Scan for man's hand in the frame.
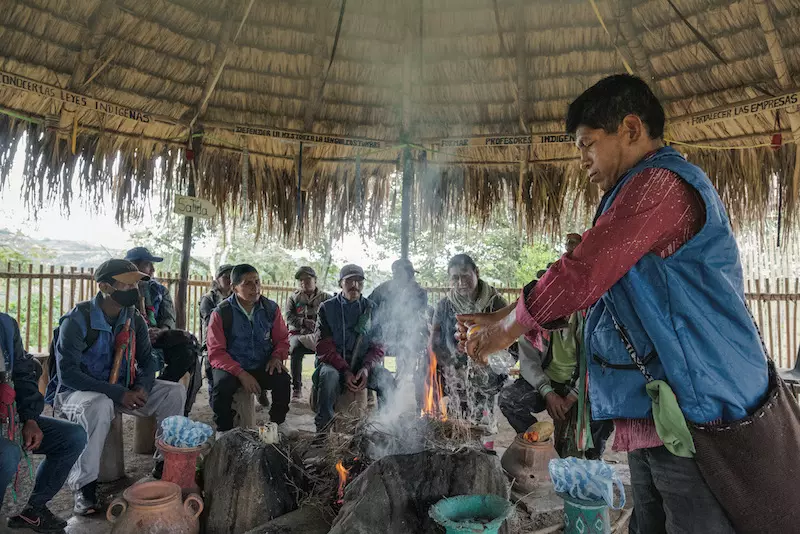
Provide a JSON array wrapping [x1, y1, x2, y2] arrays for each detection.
[[545, 392, 577, 421], [353, 368, 369, 391], [148, 327, 165, 344], [267, 358, 287, 375], [457, 307, 525, 365], [344, 371, 361, 393], [121, 389, 149, 411], [238, 371, 261, 395], [21, 420, 43, 451], [303, 319, 316, 332]]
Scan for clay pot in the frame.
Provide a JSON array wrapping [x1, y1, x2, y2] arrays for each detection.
[[500, 434, 559, 493], [157, 439, 209, 495], [107, 480, 203, 534]]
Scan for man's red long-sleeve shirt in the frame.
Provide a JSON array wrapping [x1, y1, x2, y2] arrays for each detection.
[[516, 163, 704, 331]]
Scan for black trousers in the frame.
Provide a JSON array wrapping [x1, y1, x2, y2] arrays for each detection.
[[211, 368, 291, 431], [290, 344, 315, 390], [158, 341, 201, 416]]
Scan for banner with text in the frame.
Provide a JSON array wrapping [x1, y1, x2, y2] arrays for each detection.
[[439, 133, 575, 148], [0, 70, 159, 124], [232, 125, 386, 149]]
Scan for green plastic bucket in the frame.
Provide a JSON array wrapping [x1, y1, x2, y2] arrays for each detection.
[[559, 493, 611, 534], [429, 494, 513, 534]]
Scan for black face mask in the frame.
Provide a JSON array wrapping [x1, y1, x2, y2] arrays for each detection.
[[109, 288, 139, 308]]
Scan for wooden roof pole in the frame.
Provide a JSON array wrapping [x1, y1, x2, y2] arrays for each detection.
[[514, 0, 529, 132], [187, 0, 255, 130], [754, 0, 800, 197], [303, 1, 344, 133], [614, 1, 658, 91], [58, 0, 118, 135]]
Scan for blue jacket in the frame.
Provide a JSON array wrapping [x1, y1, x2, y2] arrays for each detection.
[[585, 147, 768, 424], [45, 294, 156, 405], [215, 294, 278, 371], [317, 293, 381, 371], [1, 313, 43, 423]]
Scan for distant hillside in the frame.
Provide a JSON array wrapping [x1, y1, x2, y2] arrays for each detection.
[[0, 229, 125, 267]]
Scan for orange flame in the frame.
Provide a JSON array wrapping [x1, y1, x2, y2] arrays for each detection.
[[335, 460, 350, 503], [421, 348, 447, 421]]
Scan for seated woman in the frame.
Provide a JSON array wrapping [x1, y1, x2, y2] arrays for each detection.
[[429, 254, 512, 433]]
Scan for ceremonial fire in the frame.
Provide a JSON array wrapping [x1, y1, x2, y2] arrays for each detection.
[[421, 348, 447, 421]]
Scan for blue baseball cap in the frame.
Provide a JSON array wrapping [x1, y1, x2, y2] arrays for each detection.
[[124, 247, 163, 263]]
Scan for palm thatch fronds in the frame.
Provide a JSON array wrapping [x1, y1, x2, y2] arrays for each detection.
[[0, 0, 798, 241]]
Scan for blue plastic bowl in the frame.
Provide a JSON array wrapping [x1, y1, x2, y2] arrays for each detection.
[[429, 494, 514, 534]]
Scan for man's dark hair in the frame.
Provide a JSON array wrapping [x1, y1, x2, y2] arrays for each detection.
[[566, 74, 665, 138], [448, 254, 478, 273], [231, 264, 258, 286]]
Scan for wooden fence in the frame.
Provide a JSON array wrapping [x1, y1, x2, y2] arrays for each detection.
[[0, 264, 797, 369]]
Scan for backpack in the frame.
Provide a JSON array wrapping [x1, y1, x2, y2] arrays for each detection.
[[46, 301, 99, 383]]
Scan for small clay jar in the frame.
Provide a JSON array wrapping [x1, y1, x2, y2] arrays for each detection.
[[107, 480, 203, 534], [500, 434, 559, 493]]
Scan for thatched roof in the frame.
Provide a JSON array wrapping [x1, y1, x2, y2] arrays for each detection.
[[0, 0, 799, 242]]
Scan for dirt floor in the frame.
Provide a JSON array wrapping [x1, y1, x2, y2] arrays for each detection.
[[0, 357, 627, 533]]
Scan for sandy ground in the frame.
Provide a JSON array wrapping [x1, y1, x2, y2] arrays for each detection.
[[0, 358, 626, 533]]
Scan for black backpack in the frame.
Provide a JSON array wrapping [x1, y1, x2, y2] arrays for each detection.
[[46, 301, 99, 383]]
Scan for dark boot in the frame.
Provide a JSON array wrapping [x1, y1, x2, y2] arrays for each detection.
[[72, 480, 98, 516]]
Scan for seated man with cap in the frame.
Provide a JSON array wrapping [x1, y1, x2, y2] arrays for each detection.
[[45, 260, 186, 516], [125, 247, 200, 415], [368, 259, 428, 382], [285, 266, 331, 399], [313, 264, 395, 432], [206, 264, 292, 437], [199, 264, 234, 401]]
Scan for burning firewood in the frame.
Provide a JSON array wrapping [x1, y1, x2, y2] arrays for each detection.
[[335, 459, 350, 504]]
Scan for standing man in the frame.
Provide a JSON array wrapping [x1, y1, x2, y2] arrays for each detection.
[[1, 314, 86, 532], [46, 260, 185, 516], [125, 247, 199, 414], [368, 259, 428, 381], [285, 266, 330, 399], [461, 75, 769, 533], [199, 264, 233, 400], [313, 265, 394, 432], [206, 264, 292, 437]]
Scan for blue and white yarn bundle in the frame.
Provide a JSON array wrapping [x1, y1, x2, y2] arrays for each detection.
[[160, 416, 213, 448], [548, 457, 625, 509]]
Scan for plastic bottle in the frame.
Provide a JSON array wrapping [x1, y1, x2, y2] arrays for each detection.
[[487, 350, 516, 375], [466, 324, 516, 375]]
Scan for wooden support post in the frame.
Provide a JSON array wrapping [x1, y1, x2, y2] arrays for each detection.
[[297, 142, 304, 242], [399, 4, 416, 260], [176, 169, 196, 331]]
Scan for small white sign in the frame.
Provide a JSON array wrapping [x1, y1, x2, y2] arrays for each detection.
[[173, 195, 217, 219]]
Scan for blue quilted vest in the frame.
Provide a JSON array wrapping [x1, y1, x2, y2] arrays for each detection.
[[222, 294, 277, 370], [0, 313, 16, 374], [585, 147, 768, 424]]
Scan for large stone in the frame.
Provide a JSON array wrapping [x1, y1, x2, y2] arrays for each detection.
[[329, 449, 510, 534], [202, 429, 297, 534], [242, 507, 331, 534]]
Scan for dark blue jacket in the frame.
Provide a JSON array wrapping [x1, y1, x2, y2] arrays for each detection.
[[45, 293, 156, 405], [585, 147, 768, 423]]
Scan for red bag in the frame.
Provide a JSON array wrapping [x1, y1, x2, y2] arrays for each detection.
[[0, 382, 15, 421]]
